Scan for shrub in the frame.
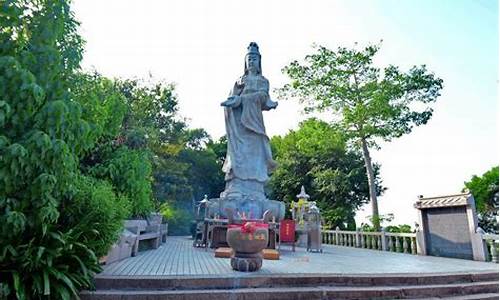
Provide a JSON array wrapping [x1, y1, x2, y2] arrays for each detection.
[[0, 1, 121, 298], [159, 202, 193, 235], [90, 147, 154, 218], [0, 227, 101, 300], [60, 175, 130, 257]]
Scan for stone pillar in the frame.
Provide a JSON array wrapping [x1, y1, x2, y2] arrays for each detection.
[[335, 226, 340, 246], [415, 229, 426, 255], [380, 227, 387, 251], [471, 227, 488, 261], [355, 228, 361, 248]]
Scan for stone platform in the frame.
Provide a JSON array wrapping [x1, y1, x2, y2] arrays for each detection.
[[97, 236, 497, 276], [81, 236, 499, 299]]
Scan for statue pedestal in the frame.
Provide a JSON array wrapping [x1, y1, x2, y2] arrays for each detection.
[[207, 197, 285, 222], [220, 178, 266, 201]]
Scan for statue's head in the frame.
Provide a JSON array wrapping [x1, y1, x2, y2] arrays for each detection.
[[244, 42, 261, 75]]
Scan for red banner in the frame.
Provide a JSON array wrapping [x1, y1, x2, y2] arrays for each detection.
[[280, 219, 295, 242]]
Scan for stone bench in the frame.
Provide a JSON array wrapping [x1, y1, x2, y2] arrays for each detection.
[[124, 220, 161, 256], [147, 213, 168, 243], [103, 229, 137, 264]]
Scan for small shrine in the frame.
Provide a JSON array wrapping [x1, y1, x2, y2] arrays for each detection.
[[290, 186, 322, 247]]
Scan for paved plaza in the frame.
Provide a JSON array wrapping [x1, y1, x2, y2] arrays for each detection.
[[99, 236, 498, 277]]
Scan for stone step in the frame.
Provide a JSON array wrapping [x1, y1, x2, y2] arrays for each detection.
[[93, 272, 499, 290], [81, 281, 499, 300], [407, 293, 499, 300]]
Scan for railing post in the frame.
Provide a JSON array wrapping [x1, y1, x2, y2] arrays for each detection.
[[355, 228, 361, 248], [411, 237, 417, 254], [395, 236, 401, 252], [388, 236, 393, 252], [403, 237, 409, 254], [335, 226, 340, 246], [380, 228, 387, 251]]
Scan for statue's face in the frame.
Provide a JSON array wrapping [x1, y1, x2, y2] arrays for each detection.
[[246, 53, 260, 74]]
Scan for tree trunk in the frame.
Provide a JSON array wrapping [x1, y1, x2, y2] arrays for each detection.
[[361, 138, 380, 231]]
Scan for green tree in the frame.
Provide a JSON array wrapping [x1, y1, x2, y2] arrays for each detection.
[[464, 166, 499, 233], [71, 72, 127, 145], [117, 77, 185, 148], [89, 147, 154, 217], [156, 130, 226, 235], [76, 76, 188, 219], [0, 1, 102, 298], [179, 129, 225, 201], [269, 119, 382, 229], [279, 43, 443, 230], [72, 73, 155, 218]]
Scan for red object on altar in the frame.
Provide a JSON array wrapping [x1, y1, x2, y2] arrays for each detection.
[[279, 219, 296, 252], [229, 222, 269, 234]]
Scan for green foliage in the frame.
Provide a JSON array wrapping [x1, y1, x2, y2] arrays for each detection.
[[90, 147, 153, 218], [72, 72, 127, 145], [464, 166, 499, 233], [0, 228, 101, 300], [179, 130, 225, 201], [116, 77, 185, 148], [269, 118, 383, 229], [159, 202, 193, 235], [360, 213, 412, 233], [59, 175, 130, 257], [279, 42, 443, 229], [0, 1, 108, 298], [384, 224, 412, 233], [279, 43, 443, 144], [153, 131, 225, 234]]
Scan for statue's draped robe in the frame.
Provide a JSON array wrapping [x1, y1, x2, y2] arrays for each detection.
[[222, 75, 276, 184]]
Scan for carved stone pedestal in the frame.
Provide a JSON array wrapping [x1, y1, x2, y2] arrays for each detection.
[[230, 253, 263, 272], [227, 226, 268, 272]]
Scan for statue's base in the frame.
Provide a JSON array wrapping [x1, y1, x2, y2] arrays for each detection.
[[220, 178, 266, 201], [207, 196, 285, 221]]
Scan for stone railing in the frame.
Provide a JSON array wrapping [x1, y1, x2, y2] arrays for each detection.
[[322, 227, 418, 255], [481, 233, 499, 263]]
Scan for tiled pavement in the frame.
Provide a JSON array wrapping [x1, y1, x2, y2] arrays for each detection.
[[99, 236, 498, 277]]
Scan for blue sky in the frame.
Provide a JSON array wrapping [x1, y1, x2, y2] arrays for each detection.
[[72, 0, 498, 226]]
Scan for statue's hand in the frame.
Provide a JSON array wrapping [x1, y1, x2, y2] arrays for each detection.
[[266, 99, 278, 110], [221, 96, 240, 107]]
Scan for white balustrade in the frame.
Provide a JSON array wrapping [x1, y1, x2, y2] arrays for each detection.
[[321, 229, 418, 255], [321, 228, 497, 261], [481, 233, 499, 263]]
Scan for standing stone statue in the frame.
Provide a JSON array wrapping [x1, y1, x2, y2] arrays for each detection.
[[220, 42, 278, 202], [203, 43, 284, 223]]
